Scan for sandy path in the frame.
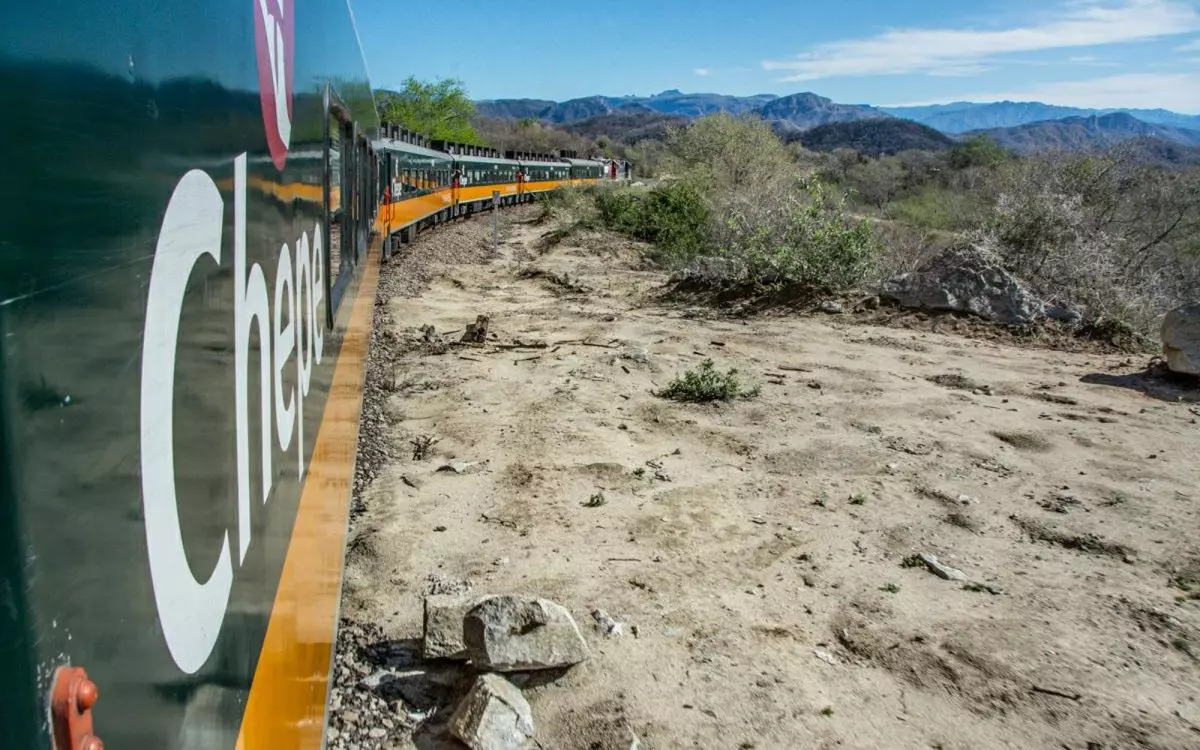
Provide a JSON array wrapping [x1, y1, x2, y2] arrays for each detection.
[[333, 206, 1200, 750]]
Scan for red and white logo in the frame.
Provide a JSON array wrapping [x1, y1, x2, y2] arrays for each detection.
[[253, 0, 294, 171]]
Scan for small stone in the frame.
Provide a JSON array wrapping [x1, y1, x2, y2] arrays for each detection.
[[424, 594, 491, 660], [342, 711, 360, 725], [817, 300, 846, 314], [438, 460, 483, 475], [918, 553, 968, 581], [463, 595, 590, 671], [957, 494, 975, 505], [401, 474, 425, 490], [368, 728, 386, 739], [449, 674, 534, 750]]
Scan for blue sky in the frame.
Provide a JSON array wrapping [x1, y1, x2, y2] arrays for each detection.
[[353, 0, 1200, 112]]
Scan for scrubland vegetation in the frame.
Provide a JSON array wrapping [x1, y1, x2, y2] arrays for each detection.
[[551, 114, 1200, 340]]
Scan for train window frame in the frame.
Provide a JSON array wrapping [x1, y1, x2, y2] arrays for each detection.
[[323, 83, 356, 325]]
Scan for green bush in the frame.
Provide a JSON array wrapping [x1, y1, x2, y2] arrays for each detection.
[[887, 187, 982, 232], [656, 359, 759, 402], [705, 179, 882, 291], [596, 183, 709, 263]]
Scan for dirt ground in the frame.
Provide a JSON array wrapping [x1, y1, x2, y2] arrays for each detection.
[[332, 204, 1200, 750]]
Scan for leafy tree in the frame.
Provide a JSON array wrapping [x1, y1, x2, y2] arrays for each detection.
[[949, 135, 1009, 170], [665, 113, 796, 193], [376, 77, 480, 143]]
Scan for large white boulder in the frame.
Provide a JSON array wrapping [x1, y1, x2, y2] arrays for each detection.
[[1162, 303, 1200, 376]]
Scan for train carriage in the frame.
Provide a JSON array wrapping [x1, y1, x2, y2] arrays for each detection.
[[0, 1, 609, 747], [0, 0, 381, 746]]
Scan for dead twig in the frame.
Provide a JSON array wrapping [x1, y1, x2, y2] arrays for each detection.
[[1031, 685, 1082, 701], [514, 355, 542, 363], [581, 341, 616, 349], [710, 340, 726, 347], [458, 356, 482, 362], [493, 342, 548, 350], [778, 364, 812, 372]]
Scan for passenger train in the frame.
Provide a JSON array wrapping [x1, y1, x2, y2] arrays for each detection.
[[0, 0, 615, 747]]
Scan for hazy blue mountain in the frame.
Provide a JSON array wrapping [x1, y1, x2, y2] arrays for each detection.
[[635, 92, 778, 117], [883, 101, 1200, 134], [969, 112, 1200, 153], [756, 92, 891, 131], [476, 90, 779, 124]]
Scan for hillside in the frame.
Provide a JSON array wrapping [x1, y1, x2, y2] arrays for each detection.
[[792, 118, 954, 155], [474, 98, 557, 120], [758, 92, 891, 132], [970, 112, 1200, 154], [885, 101, 1200, 134], [563, 112, 687, 144]]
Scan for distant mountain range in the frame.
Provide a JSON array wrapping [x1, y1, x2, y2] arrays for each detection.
[[967, 112, 1200, 153], [881, 101, 1200, 134], [476, 89, 1200, 133], [475, 90, 777, 124], [471, 89, 1200, 160]]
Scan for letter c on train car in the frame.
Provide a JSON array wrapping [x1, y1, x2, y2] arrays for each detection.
[[141, 170, 234, 674]]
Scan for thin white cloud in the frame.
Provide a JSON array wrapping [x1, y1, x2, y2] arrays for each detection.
[[1177, 37, 1200, 51], [927, 64, 996, 77], [763, 0, 1200, 81], [884, 72, 1200, 112], [693, 67, 711, 77], [1068, 55, 1100, 62]]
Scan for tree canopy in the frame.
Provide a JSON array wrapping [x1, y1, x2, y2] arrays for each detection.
[[375, 77, 480, 144]]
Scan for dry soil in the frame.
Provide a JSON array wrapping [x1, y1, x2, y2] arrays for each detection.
[[331, 205, 1200, 750]]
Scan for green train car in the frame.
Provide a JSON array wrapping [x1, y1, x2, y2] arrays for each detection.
[[1, 0, 382, 747], [0, 2, 612, 747]]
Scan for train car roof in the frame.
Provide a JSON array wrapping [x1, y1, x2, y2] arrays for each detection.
[[560, 157, 604, 167], [518, 158, 570, 167], [373, 137, 455, 161], [451, 153, 522, 167]]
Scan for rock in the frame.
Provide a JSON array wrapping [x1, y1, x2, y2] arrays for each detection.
[[438, 460, 484, 474], [591, 608, 625, 637], [448, 674, 534, 750], [463, 595, 590, 671], [879, 244, 1044, 324], [817, 300, 846, 314], [401, 474, 425, 490], [918, 553, 968, 581], [424, 594, 491, 660], [1162, 303, 1200, 375], [1045, 303, 1082, 325]]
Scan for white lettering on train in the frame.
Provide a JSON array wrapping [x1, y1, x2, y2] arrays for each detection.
[[140, 153, 325, 673]]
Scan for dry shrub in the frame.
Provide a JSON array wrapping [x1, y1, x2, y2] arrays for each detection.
[[980, 149, 1200, 336]]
